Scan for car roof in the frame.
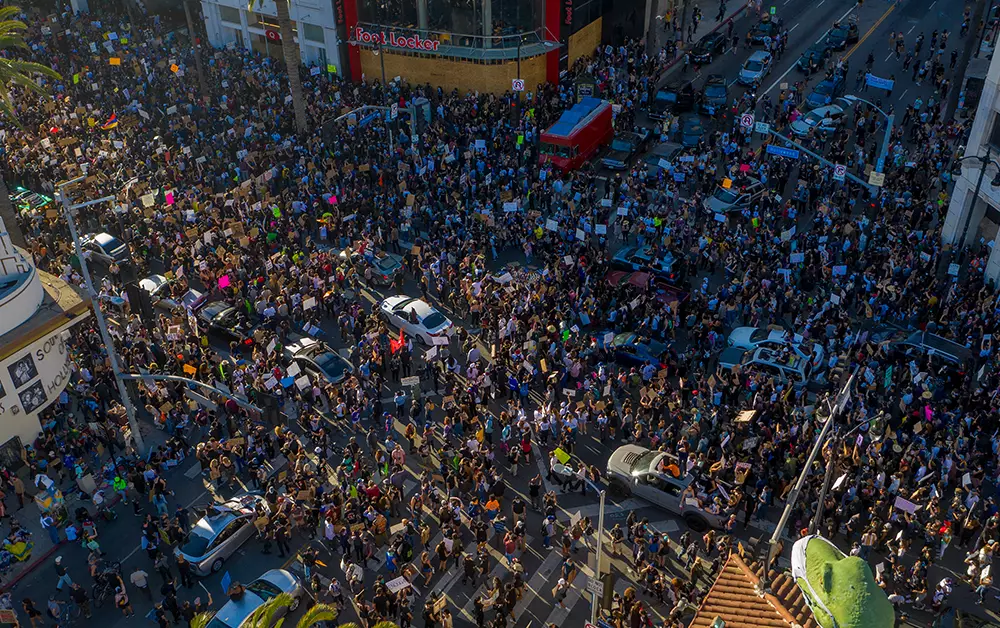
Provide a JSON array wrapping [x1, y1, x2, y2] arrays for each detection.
[[210, 589, 267, 628], [748, 51, 771, 61], [705, 74, 726, 85], [91, 232, 118, 246], [193, 511, 238, 540], [286, 337, 322, 356], [386, 296, 436, 318], [650, 142, 684, 157]]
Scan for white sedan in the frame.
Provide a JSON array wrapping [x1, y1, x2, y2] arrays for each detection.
[[727, 326, 825, 369], [378, 295, 454, 345]]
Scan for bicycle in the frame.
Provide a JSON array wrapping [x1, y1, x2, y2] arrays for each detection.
[[59, 600, 81, 625]]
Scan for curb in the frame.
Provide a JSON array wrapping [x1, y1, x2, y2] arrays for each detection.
[[0, 541, 63, 592], [659, 2, 752, 76]]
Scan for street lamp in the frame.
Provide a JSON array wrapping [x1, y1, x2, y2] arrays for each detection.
[[954, 148, 1000, 252], [56, 177, 146, 454], [372, 42, 395, 152], [553, 463, 606, 624], [842, 94, 894, 174]]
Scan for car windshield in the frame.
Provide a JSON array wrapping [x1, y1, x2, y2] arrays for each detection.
[[804, 111, 825, 124], [422, 312, 447, 329], [314, 352, 350, 378], [631, 450, 659, 473], [611, 139, 632, 151], [202, 303, 230, 320], [375, 257, 398, 270], [705, 85, 727, 98], [180, 533, 211, 557], [830, 28, 848, 38], [744, 60, 763, 72], [814, 82, 834, 95], [713, 187, 740, 203], [749, 329, 771, 343], [612, 333, 636, 347], [684, 121, 702, 133], [655, 91, 677, 103], [247, 579, 283, 600], [102, 237, 125, 251]]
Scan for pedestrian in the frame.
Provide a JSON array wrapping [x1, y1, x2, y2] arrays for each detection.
[[176, 555, 195, 589], [21, 598, 43, 628], [40, 513, 59, 546], [54, 556, 73, 591], [114, 586, 134, 618], [130, 566, 153, 600], [69, 583, 91, 619]]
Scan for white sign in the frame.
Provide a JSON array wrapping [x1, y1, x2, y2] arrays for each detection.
[[740, 113, 755, 129], [511, 78, 525, 91], [868, 171, 885, 187], [401, 376, 421, 387], [833, 164, 847, 182], [586, 579, 603, 595], [390, 103, 399, 119], [754, 121, 770, 134], [387, 576, 411, 593]]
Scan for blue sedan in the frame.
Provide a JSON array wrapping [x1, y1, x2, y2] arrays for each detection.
[[804, 75, 845, 109], [592, 332, 669, 366]]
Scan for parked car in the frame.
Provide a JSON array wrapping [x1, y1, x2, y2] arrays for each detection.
[[738, 50, 773, 86], [748, 16, 782, 45], [691, 32, 728, 64], [338, 247, 404, 286], [699, 74, 729, 116], [727, 326, 825, 369], [679, 115, 705, 147], [610, 244, 676, 279], [601, 128, 652, 170], [641, 142, 685, 178], [790, 104, 846, 137], [81, 232, 130, 265], [156, 288, 208, 313], [606, 444, 727, 531], [175, 494, 267, 576], [591, 332, 669, 366], [605, 270, 690, 307], [824, 21, 859, 50], [138, 274, 172, 301], [796, 43, 832, 73], [203, 569, 304, 628], [649, 80, 696, 120], [702, 177, 766, 213], [888, 331, 975, 370], [718, 346, 814, 387], [804, 74, 846, 109], [285, 337, 354, 385], [378, 295, 454, 345], [198, 300, 256, 345]]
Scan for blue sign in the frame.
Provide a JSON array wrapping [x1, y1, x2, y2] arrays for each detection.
[[876, 156, 885, 172], [865, 73, 894, 91], [220, 571, 232, 594], [766, 144, 800, 159], [358, 112, 379, 127]]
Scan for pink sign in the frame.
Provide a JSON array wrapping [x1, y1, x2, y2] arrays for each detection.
[[218, 275, 230, 289], [165, 191, 174, 205], [739, 164, 750, 173], [328, 195, 338, 204]]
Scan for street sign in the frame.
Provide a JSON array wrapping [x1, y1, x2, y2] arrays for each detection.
[[390, 103, 399, 119], [865, 73, 894, 90], [876, 156, 886, 172], [740, 113, 755, 128], [868, 171, 886, 187], [512, 78, 525, 91], [586, 579, 604, 595], [754, 121, 770, 134], [833, 164, 847, 181], [765, 144, 800, 159]]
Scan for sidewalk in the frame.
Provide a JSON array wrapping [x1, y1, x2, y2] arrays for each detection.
[[649, 0, 752, 76]]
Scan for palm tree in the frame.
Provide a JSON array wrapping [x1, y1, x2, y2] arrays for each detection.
[[0, 5, 61, 249], [190, 592, 341, 628], [248, 0, 308, 134]]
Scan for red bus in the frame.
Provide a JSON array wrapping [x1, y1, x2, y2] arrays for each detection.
[[539, 97, 614, 172]]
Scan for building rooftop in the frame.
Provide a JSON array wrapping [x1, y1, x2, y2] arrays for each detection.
[[690, 552, 817, 628], [0, 268, 90, 362]]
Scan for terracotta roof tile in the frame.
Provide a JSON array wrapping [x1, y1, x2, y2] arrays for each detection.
[[689, 553, 817, 628]]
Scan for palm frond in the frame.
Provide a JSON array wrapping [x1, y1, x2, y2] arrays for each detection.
[[247, 592, 294, 628], [296, 604, 343, 628], [0, 8, 61, 128], [189, 612, 215, 628], [371, 622, 401, 628], [335, 623, 362, 628], [0, 7, 25, 23]]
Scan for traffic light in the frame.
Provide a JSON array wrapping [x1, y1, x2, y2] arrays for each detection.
[[125, 281, 155, 325]]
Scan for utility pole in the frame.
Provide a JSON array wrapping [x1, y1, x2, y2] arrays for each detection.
[[183, 0, 211, 105], [57, 179, 145, 454]]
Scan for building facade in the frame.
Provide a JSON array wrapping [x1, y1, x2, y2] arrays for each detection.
[[0, 217, 90, 455], [200, 0, 344, 71], [942, 44, 1000, 279]]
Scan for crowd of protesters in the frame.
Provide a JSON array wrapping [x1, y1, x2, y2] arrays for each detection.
[[0, 0, 998, 626]]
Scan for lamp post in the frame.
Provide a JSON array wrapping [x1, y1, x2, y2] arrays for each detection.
[[553, 464, 606, 624], [842, 94, 894, 174], [372, 42, 395, 152], [56, 178, 145, 454]]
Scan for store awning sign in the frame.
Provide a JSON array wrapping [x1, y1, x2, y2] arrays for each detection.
[[351, 26, 440, 52]]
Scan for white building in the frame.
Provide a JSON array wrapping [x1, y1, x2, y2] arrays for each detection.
[[200, 0, 344, 72], [942, 47, 1000, 279], [0, 216, 90, 458]]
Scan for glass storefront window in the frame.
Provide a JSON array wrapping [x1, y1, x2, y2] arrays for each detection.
[[488, 0, 543, 40], [303, 23, 325, 42], [357, 0, 419, 30], [357, 0, 543, 44], [218, 5, 241, 24]]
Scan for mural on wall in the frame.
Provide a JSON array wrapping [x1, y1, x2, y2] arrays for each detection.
[[8, 353, 38, 389], [17, 381, 47, 415]]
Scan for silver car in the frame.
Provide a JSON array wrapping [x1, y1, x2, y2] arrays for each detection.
[[175, 494, 267, 576], [81, 232, 130, 265], [204, 569, 304, 628], [607, 445, 727, 531], [285, 337, 355, 385]]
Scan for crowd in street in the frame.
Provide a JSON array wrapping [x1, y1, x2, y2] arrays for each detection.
[[1, 0, 999, 626]]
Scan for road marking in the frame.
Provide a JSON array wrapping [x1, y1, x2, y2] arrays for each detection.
[[885, 52, 893, 61], [816, 0, 825, 5], [899, 89, 907, 100], [929, 0, 936, 8], [789, 23, 799, 32], [844, 3, 896, 61], [907, 24, 917, 34]]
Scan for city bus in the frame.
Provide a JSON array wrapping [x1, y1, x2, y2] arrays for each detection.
[[539, 97, 614, 172]]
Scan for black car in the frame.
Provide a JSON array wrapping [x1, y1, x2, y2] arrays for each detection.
[[748, 16, 782, 45], [796, 43, 832, 73], [198, 300, 256, 345], [824, 21, 859, 50], [600, 128, 652, 169], [699, 74, 728, 116], [648, 80, 696, 120], [641, 142, 685, 178], [691, 32, 727, 64]]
